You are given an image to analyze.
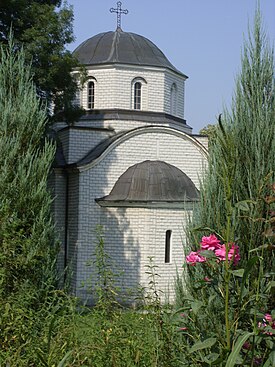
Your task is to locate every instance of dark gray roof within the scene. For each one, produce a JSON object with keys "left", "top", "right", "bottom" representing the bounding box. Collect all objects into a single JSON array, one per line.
[
  {"left": 80, "top": 108, "right": 188, "bottom": 126},
  {"left": 97, "top": 160, "right": 199, "bottom": 203},
  {"left": 76, "top": 131, "right": 126, "bottom": 167},
  {"left": 73, "top": 29, "right": 187, "bottom": 77}
]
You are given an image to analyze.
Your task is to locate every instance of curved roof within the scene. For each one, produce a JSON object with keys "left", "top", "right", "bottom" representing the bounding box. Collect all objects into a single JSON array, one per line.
[
  {"left": 96, "top": 160, "right": 199, "bottom": 204},
  {"left": 59, "top": 125, "right": 208, "bottom": 171},
  {"left": 73, "top": 29, "right": 186, "bottom": 77}
]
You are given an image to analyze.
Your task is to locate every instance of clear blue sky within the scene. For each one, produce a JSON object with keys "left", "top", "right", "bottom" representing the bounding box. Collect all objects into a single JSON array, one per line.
[{"left": 66, "top": 0, "right": 275, "bottom": 133}]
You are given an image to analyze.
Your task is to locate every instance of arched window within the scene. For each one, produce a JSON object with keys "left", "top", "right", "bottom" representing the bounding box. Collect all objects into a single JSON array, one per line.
[
  {"left": 131, "top": 77, "right": 147, "bottom": 110},
  {"left": 134, "top": 82, "right": 142, "bottom": 110},
  {"left": 87, "top": 81, "right": 95, "bottom": 109},
  {"left": 165, "top": 230, "right": 172, "bottom": 263},
  {"left": 170, "top": 83, "right": 177, "bottom": 115}
]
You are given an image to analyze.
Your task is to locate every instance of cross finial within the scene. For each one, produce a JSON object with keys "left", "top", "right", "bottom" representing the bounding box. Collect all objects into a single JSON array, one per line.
[{"left": 110, "top": 1, "right": 128, "bottom": 30}]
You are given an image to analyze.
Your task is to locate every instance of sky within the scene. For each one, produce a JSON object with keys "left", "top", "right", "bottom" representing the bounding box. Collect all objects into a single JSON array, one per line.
[{"left": 66, "top": 0, "right": 275, "bottom": 133}]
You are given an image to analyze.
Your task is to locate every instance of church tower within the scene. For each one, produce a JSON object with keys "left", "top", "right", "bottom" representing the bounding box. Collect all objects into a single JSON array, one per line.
[{"left": 51, "top": 2, "right": 208, "bottom": 303}]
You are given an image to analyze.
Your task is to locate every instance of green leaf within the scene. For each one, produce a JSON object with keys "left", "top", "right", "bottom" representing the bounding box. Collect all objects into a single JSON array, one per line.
[
  {"left": 189, "top": 338, "right": 217, "bottom": 353},
  {"left": 249, "top": 244, "right": 271, "bottom": 252},
  {"left": 58, "top": 350, "right": 72, "bottom": 367},
  {"left": 229, "top": 269, "right": 244, "bottom": 277},
  {"left": 190, "top": 300, "right": 203, "bottom": 314},
  {"left": 263, "top": 350, "right": 275, "bottom": 367},
  {"left": 235, "top": 200, "right": 253, "bottom": 211},
  {"left": 225, "top": 332, "right": 254, "bottom": 367},
  {"left": 199, "top": 250, "right": 217, "bottom": 259},
  {"left": 35, "top": 349, "right": 49, "bottom": 367},
  {"left": 239, "top": 257, "right": 258, "bottom": 301},
  {"left": 203, "top": 353, "right": 220, "bottom": 364}
]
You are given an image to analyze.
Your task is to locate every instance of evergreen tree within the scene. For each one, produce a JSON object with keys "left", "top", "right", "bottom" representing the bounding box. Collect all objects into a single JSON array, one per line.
[
  {"left": 188, "top": 9, "right": 275, "bottom": 268},
  {"left": 0, "top": 38, "right": 56, "bottom": 300},
  {"left": 0, "top": 0, "right": 82, "bottom": 121},
  {"left": 174, "top": 12, "right": 275, "bottom": 363}
]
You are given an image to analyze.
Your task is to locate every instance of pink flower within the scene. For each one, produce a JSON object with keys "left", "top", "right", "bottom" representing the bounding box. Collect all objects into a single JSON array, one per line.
[
  {"left": 215, "top": 243, "right": 240, "bottom": 265},
  {"left": 264, "top": 314, "right": 273, "bottom": 323},
  {"left": 260, "top": 314, "right": 275, "bottom": 335},
  {"left": 200, "top": 234, "right": 221, "bottom": 251},
  {"left": 186, "top": 251, "right": 206, "bottom": 265},
  {"left": 258, "top": 321, "right": 267, "bottom": 329},
  {"left": 203, "top": 277, "right": 211, "bottom": 282}
]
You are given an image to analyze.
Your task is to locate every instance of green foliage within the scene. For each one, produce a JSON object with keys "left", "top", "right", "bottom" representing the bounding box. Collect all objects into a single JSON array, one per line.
[
  {"left": 199, "top": 123, "right": 218, "bottom": 145},
  {"left": 191, "top": 9, "right": 275, "bottom": 264},
  {"left": 69, "top": 309, "right": 160, "bottom": 366},
  {"left": 1, "top": 289, "right": 77, "bottom": 366},
  {"left": 0, "top": 0, "right": 83, "bottom": 121},
  {"left": 176, "top": 239, "right": 275, "bottom": 365},
  {"left": 175, "top": 8, "right": 275, "bottom": 366},
  {"left": 0, "top": 37, "right": 56, "bottom": 298},
  {"left": 88, "top": 225, "right": 121, "bottom": 316},
  {"left": 0, "top": 36, "right": 62, "bottom": 364},
  {"left": 144, "top": 256, "right": 162, "bottom": 309}
]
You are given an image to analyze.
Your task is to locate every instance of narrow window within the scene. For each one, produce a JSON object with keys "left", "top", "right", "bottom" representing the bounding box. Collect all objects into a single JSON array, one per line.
[
  {"left": 170, "top": 83, "right": 177, "bottom": 115},
  {"left": 87, "top": 81, "right": 95, "bottom": 109},
  {"left": 134, "top": 82, "right": 142, "bottom": 110},
  {"left": 165, "top": 230, "right": 172, "bottom": 263}
]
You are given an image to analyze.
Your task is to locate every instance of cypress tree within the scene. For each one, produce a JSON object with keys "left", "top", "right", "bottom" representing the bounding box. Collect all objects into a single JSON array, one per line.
[
  {"left": 0, "top": 38, "right": 56, "bottom": 301},
  {"left": 174, "top": 12, "right": 275, "bottom": 361},
  {"left": 188, "top": 9, "right": 275, "bottom": 268}
]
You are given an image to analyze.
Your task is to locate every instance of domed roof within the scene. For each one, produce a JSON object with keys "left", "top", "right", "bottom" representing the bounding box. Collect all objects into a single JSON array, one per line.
[
  {"left": 73, "top": 29, "right": 185, "bottom": 76},
  {"left": 97, "top": 160, "right": 199, "bottom": 204}
]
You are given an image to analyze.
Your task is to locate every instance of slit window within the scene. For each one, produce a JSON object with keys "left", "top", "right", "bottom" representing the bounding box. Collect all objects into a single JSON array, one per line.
[
  {"left": 165, "top": 230, "right": 172, "bottom": 263},
  {"left": 87, "top": 81, "right": 95, "bottom": 109},
  {"left": 134, "top": 82, "right": 142, "bottom": 110},
  {"left": 170, "top": 83, "right": 177, "bottom": 115}
]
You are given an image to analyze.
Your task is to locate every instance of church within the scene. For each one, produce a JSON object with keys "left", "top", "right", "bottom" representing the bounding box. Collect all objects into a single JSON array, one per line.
[{"left": 50, "top": 2, "right": 208, "bottom": 303}]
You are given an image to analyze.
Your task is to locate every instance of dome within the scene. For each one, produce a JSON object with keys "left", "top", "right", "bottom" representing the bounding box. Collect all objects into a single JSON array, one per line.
[
  {"left": 73, "top": 29, "right": 185, "bottom": 77},
  {"left": 96, "top": 160, "right": 199, "bottom": 204}
]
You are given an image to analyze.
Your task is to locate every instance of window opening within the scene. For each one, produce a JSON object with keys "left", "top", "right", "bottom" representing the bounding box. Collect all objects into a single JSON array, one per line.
[
  {"left": 170, "top": 83, "right": 177, "bottom": 115},
  {"left": 134, "top": 82, "right": 142, "bottom": 110},
  {"left": 165, "top": 230, "right": 172, "bottom": 263},
  {"left": 87, "top": 81, "right": 95, "bottom": 109}
]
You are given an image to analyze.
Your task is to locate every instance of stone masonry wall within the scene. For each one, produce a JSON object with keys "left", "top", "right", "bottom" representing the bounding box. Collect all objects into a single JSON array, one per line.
[
  {"left": 80, "top": 65, "right": 186, "bottom": 119},
  {"left": 72, "top": 130, "right": 207, "bottom": 302}
]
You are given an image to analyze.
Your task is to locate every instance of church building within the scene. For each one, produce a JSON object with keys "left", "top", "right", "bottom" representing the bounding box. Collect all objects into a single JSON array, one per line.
[{"left": 50, "top": 3, "right": 208, "bottom": 303}]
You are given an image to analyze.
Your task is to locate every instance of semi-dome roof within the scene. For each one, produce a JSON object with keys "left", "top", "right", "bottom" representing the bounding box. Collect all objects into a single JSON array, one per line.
[
  {"left": 73, "top": 29, "right": 186, "bottom": 77},
  {"left": 96, "top": 160, "right": 199, "bottom": 204}
]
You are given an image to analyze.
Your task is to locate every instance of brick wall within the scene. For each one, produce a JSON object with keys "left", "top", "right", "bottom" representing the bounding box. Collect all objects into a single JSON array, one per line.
[
  {"left": 68, "top": 129, "right": 207, "bottom": 303},
  {"left": 79, "top": 65, "right": 186, "bottom": 118}
]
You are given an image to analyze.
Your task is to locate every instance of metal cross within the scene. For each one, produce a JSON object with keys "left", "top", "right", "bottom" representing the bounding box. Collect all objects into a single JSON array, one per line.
[{"left": 110, "top": 1, "right": 129, "bottom": 30}]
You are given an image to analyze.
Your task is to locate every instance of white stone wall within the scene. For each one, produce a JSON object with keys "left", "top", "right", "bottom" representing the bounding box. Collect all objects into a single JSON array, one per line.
[
  {"left": 56, "top": 121, "right": 193, "bottom": 166},
  {"left": 72, "top": 129, "right": 207, "bottom": 302},
  {"left": 164, "top": 70, "right": 185, "bottom": 118},
  {"left": 194, "top": 135, "right": 209, "bottom": 150},
  {"left": 79, "top": 64, "right": 186, "bottom": 118},
  {"left": 62, "top": 129, "right": 112, "bottom": 164},
  {"left": 99, "top": 206, "right": 193, "bottom": 302}
]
